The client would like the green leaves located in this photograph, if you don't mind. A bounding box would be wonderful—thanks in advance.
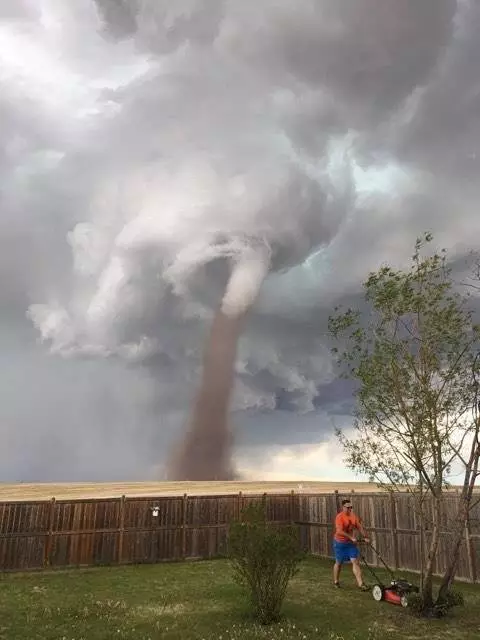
[328,234,480,613]
[227,501,304,625]
[328,233,480,492]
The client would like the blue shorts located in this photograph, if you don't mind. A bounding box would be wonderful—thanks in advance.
[333,540,359,564]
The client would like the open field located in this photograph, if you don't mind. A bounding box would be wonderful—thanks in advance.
[0,480,384,502]
[0,480,474,502]
[1,556,479,640]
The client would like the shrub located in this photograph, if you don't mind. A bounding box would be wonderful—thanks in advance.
[227,499,305,625]
[405,588,465,618]
[442,588,465,608]
[435,588,465,617]
[403,592,425,616]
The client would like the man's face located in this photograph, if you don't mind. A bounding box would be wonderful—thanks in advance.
[343,502,353,514]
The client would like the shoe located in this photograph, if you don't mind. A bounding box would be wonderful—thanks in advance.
[333,582,340,588]
[359,584,369,592]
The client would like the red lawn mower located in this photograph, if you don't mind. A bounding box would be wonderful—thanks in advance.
[358,539,419,607]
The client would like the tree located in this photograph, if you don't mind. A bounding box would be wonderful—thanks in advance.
[328,233,480,615]
[227,499,304,625]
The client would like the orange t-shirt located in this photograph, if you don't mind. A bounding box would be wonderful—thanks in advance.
[334,512,360,543]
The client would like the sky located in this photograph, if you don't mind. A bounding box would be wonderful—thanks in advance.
[1,0,480,483]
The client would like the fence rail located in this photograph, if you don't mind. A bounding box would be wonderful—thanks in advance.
[0,490,478,581]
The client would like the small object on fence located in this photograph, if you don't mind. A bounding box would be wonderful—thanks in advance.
[151,506,160,517]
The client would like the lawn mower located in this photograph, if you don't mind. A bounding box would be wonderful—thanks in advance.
[358,539,419,607]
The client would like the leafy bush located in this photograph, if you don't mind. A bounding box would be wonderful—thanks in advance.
[434,588,465,617]
[405,588,465,618]
[404,592,425,616]
[442,588,465,608]
[227,500,305,625]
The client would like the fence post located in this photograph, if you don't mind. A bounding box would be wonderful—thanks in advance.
[44,497,56,568]
[368,497,377,566]
[465,517,477,583]
[181,493,188,559]
[118,495,125,565]
[334,490,340,512]
[390,492,399,570]
[290,489,295,524]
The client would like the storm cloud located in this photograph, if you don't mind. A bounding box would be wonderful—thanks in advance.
[1,0,479,481]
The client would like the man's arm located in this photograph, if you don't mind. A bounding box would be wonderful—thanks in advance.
[356,518,369,542]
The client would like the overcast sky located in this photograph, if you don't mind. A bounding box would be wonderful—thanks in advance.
[1,0,479,483]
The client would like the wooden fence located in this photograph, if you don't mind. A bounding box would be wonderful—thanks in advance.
[297,491,479,583]
[0,491,478,581]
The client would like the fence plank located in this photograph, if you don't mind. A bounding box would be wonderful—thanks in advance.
[44,498,55,568]
[368,496,377,566]
[466,517,477,583]
[181,494,188,559]
[118,495,125,565]
[390,493,399,570]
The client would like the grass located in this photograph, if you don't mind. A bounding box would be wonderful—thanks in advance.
[0,557,479,640]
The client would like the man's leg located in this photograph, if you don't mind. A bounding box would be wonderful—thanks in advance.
[333,560,342,585]
[351,558,367,588]
[333,540,343,586]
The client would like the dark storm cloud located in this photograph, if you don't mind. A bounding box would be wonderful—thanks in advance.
[393,1,480,181]
[1,0,479,480]
[0,324,170,481]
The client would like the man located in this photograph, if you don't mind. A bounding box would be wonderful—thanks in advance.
[333,498,369,590]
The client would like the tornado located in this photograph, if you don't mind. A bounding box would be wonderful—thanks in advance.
[168,247,270,480]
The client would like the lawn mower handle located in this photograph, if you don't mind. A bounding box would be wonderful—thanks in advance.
[357,538,397,582]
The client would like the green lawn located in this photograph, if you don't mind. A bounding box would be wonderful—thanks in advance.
[0,557,479,640]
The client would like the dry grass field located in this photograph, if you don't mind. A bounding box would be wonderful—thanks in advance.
[0,480,382,501]
[1,480,474,502]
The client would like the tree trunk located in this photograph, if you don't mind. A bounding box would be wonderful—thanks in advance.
[417,481,425,592]
[436,499,469,604]
[438,435,480,604]
[421,496,441,610]
[437,531,462,603]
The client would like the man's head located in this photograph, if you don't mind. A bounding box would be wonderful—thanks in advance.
[341,499,353,514]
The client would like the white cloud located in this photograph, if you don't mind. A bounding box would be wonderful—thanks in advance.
[235,437,366,482]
